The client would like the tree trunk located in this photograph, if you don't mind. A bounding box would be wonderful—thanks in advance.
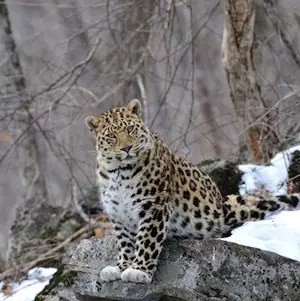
[222,0,280,163]
[0,1,52,267]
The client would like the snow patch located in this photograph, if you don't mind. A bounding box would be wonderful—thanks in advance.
[0,267,57,301]
[239,144,300,196]
[223,210,300,262]
[224,144,300,262]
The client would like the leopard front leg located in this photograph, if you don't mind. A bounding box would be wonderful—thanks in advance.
[121,202,169,284]
[100,221,135,282]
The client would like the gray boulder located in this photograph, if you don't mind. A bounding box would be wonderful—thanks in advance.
[66,235,300,301]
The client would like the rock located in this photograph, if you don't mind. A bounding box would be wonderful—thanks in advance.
[198,160,243,197]
[79,185,103,216]
[9,205,84,269]
[0,258,8,273]
[8,185,102,269]
[288,150,300,193]
[64,235,300,301]
[34,265,78,301]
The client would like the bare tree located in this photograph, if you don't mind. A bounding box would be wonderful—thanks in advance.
[222,0,280,163]
[0,1,50,268]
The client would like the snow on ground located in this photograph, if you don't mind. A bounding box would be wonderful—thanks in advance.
[239,144,300,196]
[0,267,57,301]
[224,144,300,262]
[223,210,300,261]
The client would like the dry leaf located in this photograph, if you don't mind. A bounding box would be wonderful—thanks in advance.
[94,228,105,237]
[1,284,13,295]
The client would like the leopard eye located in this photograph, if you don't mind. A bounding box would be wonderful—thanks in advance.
[127,125,134,132]
[107,133,115,138]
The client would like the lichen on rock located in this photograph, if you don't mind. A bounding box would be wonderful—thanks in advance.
[58,235,300,301]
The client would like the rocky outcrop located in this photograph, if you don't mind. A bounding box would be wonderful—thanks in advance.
[57,235,300,301]
[198,160,243,197]
[8,185,103,270]
[288,150,300,193]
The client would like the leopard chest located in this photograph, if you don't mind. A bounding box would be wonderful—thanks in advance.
[99,168,143,229]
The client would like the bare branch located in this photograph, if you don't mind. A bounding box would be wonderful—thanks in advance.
[136,73,148,124]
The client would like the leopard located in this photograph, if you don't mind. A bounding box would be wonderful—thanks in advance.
[85,98,300,284]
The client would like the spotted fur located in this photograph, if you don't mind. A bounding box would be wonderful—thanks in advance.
[85,99,300,284]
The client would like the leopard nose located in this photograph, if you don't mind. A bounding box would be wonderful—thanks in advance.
[121,145,132,153]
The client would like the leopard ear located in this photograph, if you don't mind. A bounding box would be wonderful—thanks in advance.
[85,116,98,132]
[126,99,141,117]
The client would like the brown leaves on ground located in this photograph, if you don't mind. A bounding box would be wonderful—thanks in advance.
[1,284,13,296]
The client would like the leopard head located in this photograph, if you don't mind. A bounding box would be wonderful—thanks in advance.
[85,99,152,163]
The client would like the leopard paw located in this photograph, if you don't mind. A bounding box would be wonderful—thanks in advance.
[100,265,121,282]
[121,267,152,284]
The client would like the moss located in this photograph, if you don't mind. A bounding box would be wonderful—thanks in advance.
[34,264,77,301]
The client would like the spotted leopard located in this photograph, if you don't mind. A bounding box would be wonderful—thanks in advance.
[85,99,300,284]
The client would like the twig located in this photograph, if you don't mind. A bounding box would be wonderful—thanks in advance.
[235,87,300,139]
[33,37,102,102]
[136,73,148,124]
[71,178,90,223]
[288,173,300,182]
